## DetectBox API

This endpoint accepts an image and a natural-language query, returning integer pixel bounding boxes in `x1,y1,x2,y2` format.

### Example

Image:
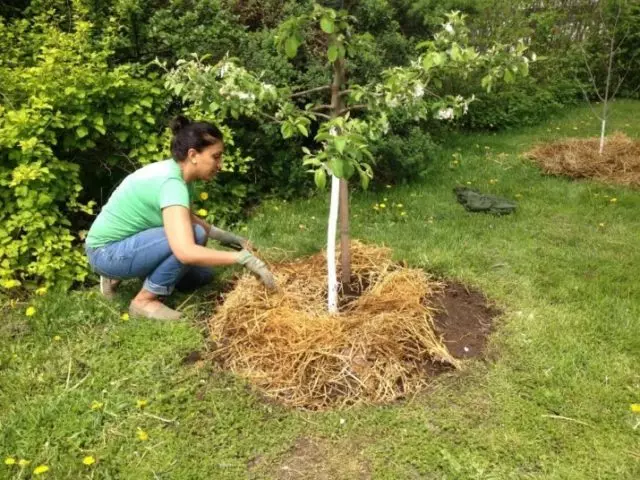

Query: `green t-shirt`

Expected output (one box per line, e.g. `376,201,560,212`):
86,159,193,248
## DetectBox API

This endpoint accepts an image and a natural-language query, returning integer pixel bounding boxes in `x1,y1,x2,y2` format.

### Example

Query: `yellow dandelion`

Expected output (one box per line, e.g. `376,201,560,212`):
383,197,388,201
199,192,209,201
631,404,640,413
599,223,605,228
53,335,61,342
4,457,16,465
136,428,149,441
298,224,306,230
136,399,148,409
82,456,95,466
33,465,49,475
396,204,403,208
609,198,617,203
35,287,47,296
400,211,407,217
18,459,30,467
379,203,386,209
120,312,129,321
25,306,36,317
197,208,208,217
466,181,472,185
90,400,104,410
515,193,522,198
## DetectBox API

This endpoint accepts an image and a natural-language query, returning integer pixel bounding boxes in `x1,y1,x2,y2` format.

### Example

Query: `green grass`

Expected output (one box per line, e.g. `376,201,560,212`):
2,100,640,479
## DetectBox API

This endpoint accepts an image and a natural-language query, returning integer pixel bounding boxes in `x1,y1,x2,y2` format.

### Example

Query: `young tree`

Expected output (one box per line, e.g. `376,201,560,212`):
580,0,639,154
162,4,533,313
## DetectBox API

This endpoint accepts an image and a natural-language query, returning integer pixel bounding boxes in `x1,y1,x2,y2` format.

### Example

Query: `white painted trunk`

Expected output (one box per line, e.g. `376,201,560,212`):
326,174,340,314
599,117,606,155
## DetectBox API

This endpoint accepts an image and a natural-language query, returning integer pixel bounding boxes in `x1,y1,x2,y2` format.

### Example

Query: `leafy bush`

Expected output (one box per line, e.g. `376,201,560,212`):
0,16,168,291
370,127,439,185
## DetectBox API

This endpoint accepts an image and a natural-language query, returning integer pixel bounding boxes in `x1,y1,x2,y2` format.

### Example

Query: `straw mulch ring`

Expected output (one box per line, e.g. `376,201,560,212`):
209,241,459,410
526,132,640,187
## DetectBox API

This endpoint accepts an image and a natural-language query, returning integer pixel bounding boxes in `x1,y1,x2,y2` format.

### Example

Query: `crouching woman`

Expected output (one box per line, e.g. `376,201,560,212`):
84,116,275,320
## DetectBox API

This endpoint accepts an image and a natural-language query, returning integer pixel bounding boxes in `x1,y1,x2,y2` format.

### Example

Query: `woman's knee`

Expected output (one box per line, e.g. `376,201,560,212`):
193,224,208,246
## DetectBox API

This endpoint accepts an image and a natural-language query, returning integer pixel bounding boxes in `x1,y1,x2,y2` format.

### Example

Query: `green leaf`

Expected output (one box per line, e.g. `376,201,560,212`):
504,68,515,83
297,124,309,137
124,105,135,115
327,44,338,62
302,147,311,155
76,126,88,139
320,17,335,34
328,158,343,177
334,137,346,154
314,168,327,189
281,123,294,139
358,168,370,190
285,36,300,58
140,97,153,108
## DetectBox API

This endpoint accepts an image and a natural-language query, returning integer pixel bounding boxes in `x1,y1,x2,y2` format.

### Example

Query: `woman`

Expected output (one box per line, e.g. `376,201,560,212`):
85,116,276,321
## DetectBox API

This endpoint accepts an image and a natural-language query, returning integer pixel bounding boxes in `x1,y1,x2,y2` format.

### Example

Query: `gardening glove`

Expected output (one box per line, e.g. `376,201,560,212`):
237,250,277,291
209,225,251,251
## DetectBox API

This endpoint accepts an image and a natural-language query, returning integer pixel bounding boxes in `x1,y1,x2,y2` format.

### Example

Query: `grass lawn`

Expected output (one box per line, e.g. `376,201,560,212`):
1,100,639,479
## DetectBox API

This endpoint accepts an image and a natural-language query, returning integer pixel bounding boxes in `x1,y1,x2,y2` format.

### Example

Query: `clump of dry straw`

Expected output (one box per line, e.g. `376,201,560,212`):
527,132,640,187
209,241,458,410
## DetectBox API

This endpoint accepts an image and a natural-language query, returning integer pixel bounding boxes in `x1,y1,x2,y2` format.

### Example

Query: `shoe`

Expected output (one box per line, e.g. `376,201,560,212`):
100,276,120,300
129,301,183,321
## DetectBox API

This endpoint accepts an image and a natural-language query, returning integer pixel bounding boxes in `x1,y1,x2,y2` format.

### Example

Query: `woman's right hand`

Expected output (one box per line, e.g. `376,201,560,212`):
236,250,277,291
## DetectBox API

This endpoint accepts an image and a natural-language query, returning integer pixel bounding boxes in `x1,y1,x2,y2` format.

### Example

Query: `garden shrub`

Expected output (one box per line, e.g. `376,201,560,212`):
0,15,168,291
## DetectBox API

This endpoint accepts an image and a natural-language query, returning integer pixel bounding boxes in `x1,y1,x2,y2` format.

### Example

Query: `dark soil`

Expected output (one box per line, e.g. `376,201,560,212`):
430,282,500,360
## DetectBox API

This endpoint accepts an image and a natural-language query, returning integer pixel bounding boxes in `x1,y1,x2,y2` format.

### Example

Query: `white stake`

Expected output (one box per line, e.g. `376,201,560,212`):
599,117,606,155
327,174,340,313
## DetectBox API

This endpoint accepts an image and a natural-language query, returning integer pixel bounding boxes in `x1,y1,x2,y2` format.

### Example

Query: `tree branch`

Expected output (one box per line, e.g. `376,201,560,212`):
580,47,604,102
256,111,282,124
311,104,332,112
576,78,604,121
289,85,331,98
338,104,368,115
312,112,332,120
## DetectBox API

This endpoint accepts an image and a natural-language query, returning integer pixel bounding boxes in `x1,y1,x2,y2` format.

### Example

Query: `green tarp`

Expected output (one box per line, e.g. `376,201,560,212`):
454,186,517,215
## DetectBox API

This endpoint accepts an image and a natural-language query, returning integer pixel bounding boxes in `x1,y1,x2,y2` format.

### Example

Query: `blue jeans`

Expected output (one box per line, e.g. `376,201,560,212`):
85,225,214,296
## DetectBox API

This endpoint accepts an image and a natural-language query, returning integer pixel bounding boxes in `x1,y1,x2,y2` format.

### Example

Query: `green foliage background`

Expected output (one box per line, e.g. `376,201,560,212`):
1,0,638,289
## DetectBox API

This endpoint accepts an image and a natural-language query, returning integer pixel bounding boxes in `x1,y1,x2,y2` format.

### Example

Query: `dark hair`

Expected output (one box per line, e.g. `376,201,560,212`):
169,115,224,161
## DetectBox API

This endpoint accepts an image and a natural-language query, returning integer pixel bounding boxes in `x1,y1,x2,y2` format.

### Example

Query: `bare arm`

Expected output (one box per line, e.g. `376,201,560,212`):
163,206,239,267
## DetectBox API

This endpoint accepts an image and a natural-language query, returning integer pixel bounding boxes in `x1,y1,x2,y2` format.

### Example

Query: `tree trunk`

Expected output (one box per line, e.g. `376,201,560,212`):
327,174,341,314
326,58,349,313
331,59,351,285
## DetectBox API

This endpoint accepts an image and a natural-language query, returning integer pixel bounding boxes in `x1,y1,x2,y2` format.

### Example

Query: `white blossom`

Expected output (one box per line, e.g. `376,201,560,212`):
329,127,338,136
444,23,454,34
531,52,537,62
387,97,400,108
412,83,425,99
436,107,454,120
231,91,256,101
218,63,229,78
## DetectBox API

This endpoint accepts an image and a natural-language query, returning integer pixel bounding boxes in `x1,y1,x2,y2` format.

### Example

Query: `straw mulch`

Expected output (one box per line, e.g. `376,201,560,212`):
208,241,458,410
526,133,640,187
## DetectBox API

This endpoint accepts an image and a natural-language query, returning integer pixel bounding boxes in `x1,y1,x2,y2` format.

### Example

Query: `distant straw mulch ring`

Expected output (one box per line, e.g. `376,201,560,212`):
208,241,459,410
526,132,640,187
